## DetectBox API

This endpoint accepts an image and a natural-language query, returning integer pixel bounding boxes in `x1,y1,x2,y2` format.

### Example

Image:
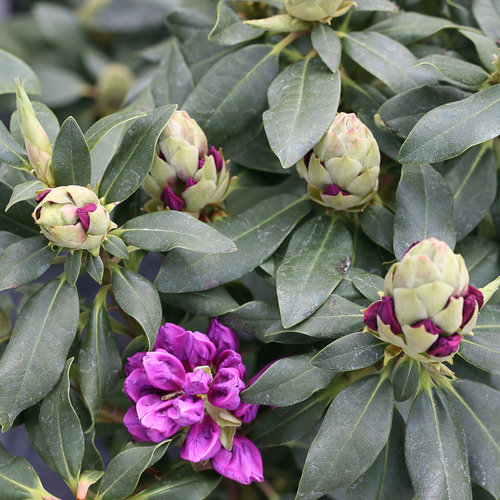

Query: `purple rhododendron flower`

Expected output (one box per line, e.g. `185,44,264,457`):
123,320,263,485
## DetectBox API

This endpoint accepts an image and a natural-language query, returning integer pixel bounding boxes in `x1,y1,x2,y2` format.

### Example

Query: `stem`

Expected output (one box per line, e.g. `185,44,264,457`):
270,31,304,55
257,480,280,500
97,403,126,423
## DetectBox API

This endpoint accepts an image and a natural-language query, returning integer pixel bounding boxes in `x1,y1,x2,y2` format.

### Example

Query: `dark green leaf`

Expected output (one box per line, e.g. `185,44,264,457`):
348,268,385,302
0,121,28,167
99,105,176,203
6,180,47,211
472,0,500,41
405,386,472,500
102,235,129,260
297,376,394,498
118,211,236,254
359,205,394,252
354,0,398,11
459,28,498,72
393,164,456,260
392,356,419,402
112,267,162,349
0,236,55,291
86,255,104,284
64,250,82,287
0,48,39,95
311,25,342,73
0,279,79,431
456,236,499,288
0,232,22,252
53,117,91,187
242,353,336,406
155,194,310,292
264,57,340,168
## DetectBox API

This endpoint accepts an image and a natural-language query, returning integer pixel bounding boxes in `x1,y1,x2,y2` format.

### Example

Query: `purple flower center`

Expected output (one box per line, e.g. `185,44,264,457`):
323,184,350,197
199,146,224,172
378,296,402,334
412,318,442,335
76,203,97,231
427,333,462,357
161,186,186,211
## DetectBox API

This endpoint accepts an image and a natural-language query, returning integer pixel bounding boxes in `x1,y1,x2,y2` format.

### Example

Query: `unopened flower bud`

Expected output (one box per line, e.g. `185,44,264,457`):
15,81,54,186
284,0,355,22
297,112,380,212
32,185,116,256
363,238,484,363
95,63,134,116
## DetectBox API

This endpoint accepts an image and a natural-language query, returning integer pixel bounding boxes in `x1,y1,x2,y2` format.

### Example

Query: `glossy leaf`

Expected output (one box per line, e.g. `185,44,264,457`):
0,121,28,167
297,376,394,498
112,267,162,349
472,0,500,41
311,25,342,74
393,164,456,260
6,180,47,211
459,29,498,72
359,205,394,252
354,0,399,11
102,235,129,260
86,255,104,284
0,48,39,95
64,250,82,287
264,57,340,168
155,194,310,293
348,268,385,302
0,279,79,431
456,236,499,288
405,386,472,500
399,84,500,164
392,356,419,402
99,105,176,203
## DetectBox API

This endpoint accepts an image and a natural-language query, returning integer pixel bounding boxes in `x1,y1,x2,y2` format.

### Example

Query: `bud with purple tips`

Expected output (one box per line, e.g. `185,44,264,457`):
297,113,380,212
363,238,484,363
32,185,116,256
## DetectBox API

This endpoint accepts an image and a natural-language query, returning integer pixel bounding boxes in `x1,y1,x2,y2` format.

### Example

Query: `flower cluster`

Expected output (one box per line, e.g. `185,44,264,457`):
123,319,263,485
363,238,484,363
142,110,232,217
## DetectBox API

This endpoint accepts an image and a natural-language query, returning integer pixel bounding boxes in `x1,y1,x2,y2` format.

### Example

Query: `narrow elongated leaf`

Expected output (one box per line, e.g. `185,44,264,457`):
242,353,336,407
297,376,394,499
393,164,455,260
102,235,129,260
86,255,104,284
112,267,162,349
0,236,55,291
64,250,82,287
459,28,498,72
39,358,84,492
264,57,340,168
117,211,236,254
472,0,500,41
456,236,499,288
399,84,500,164
445,145,497,241
0,48,40,94
449,380,500,498
155,194,310,293
97,441,170,500
0,121,28,167
406,387,472,500
277,216,352,327
6,180,47,211
184,44,279,144
311,25,342,73
359,205,394,252
341,32,436,93
53,117,91,186
79,288,122,421
0,279,79,431
99,105,176,203
392,357,419,402
354,0,398,11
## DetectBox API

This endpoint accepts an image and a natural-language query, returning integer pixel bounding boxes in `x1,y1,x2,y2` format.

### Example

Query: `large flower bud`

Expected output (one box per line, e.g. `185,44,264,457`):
363,238,484,364
297,113,380,212
15,82,54,187
142,110,232,216
95,63,135,116
284,0,355,22
32,185,116,256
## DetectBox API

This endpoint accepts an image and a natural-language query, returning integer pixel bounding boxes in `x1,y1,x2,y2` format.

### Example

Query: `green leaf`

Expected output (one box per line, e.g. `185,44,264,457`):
448,380,500,499
102,235,129,260
0,121,28,168
79,288,122,421
354,0,399,11
53,116,91,187
392,356,419,402
399,84,500,164
393,164,456,260
341,32,436,93
346,410,413,500
155,194,310,293
99,105,176,203
5,180,47,212
38,358,84,493
277,215,352,327
311,25,342,73
128,465,220,500
264,57,340,168
472,0,500,41
359,205,394,252
456,236,499,288
405,386,472,500
0,48,40,95
242,353,336,407
209,1,264,46
311,332,385,372
368,13,457,45
64,250,82,287
112,267,162,349
86,255,104,284
347,268,385,302
480,276,500,305
297,375,394,498
117,211,236,254
459,28,498,72
0,236,56,292
184,44,279,144
97,441,170,500
0,279,79,431
460,305,500,376
85,110,146,151
0,232,22,252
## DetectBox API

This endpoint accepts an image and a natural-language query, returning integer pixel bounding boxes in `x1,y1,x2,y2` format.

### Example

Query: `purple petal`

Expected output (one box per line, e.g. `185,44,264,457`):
35,189,51,203
185,178,197,189
363,301,381,331
76,203,97,231
124,352,146,377
461,286,484,328
211,435,264,485
412,319,441,335
180,415,221,463
183,369,212,396
166,395,204,427
123,406,150,442
161,186,186,211
155,323,189,359
208,367,244,411
123,368,156,403
303,150,313,167
209,146,224,172
323,184,349,196
207,318,240,354
378,296,402,334
142,349,186,391
233,402,259,424
404,241,420,256
185,331,217,368
215,350,246,380
136,394,180,437
427,333,462,357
